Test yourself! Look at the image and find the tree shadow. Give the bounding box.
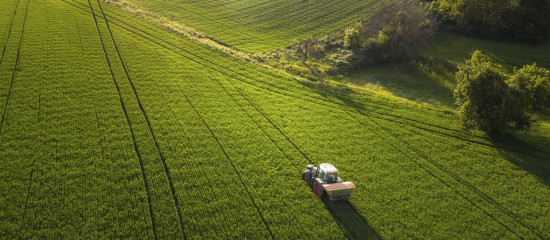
[489,133,550,186]
[344,60,457,108]
[298,80,367,112]
[322,197,381,240]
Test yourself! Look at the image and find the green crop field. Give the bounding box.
[119,0,383,53]
[0,0,548,239]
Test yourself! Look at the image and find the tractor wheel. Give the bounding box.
[313,180,324,198]
[302,170,311,183]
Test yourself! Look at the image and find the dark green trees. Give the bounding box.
[454,51,550,134]
[432,0,550,43]
[343,0,435,63]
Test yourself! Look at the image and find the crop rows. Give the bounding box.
[0,0,548,238]
[96,2,550,237]
[122,0,383,52]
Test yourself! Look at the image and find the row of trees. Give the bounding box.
[430,0,550,43]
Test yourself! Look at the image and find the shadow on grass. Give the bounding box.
[322,197,381,240]
[344,60,456,107]
[298,80,367,111]
[490,133,550,186]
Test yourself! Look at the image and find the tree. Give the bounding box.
[507,63,550,111]
[344,0,435,63]
[343,26,362,50]
[433,0,550,43]
[454,51,534,134]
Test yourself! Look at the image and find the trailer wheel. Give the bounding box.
[313,180,324,198]
[302,170,311,183]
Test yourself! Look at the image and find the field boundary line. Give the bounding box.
[180,91,275,240]
[94,0,187,237]
[86,0,158,238]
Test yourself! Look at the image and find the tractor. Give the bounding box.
[302,163,356,201]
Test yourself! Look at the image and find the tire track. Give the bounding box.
[61,0,501,152]
[86,0,158,238]
[208,76,301,173]
[210,75,382,239]
[350,111,543,239]
[93,0,187,237]
[5,0,31,229]
[0,0,23,66]
[179,90,275,240]
[362,113,546,239]
[62,0,547,236]
[218,77,382,238]
[162,97,224,239]
[0,0,29,134]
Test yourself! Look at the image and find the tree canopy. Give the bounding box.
[432,0,550,43]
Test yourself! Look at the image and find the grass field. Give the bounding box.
[120,0,383,53]
[346,33,550,107]
[0,0,549,239]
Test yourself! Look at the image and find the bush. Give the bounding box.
[345,0,435,63]
[343,26,362,50]
[507,63,550,111]
[454,51,534,133]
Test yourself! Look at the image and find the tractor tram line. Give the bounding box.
[94,0,188,237]
[4,0,31,230]
[209,71,379,238]
[161,95,225,239]
[0,0,24,66]
[352,111,540,238]
[60,0,541,236]
[208,75,302,173]
[179,91,275,240]
[86,0,158,238]
[0,0,30,134]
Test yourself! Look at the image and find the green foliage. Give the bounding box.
[343,26,362,50]
[350,0,435,63]
[507,63,550,110]
[432,0,550,43]
[454,51,548,133]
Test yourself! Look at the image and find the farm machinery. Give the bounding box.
[302,163,356,201]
